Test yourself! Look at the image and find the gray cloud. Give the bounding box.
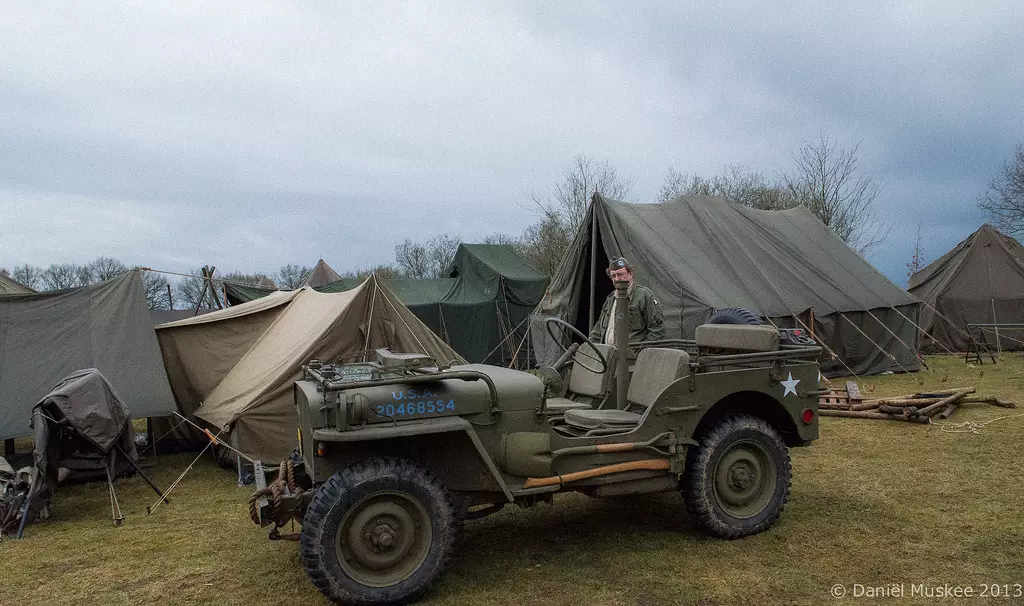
[2,1,1022,287]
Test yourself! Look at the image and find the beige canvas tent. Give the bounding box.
[0,273,34,295]
[301,259,343,288]
[156,276,463,461]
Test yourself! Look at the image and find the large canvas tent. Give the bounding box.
[222,245,549,366]
[0,273,34,295]
[0,271,177,440]
[909,224,1024,351]
[535,194,922,376]
[156,276,463,462]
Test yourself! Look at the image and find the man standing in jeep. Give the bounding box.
[589,257,666,345]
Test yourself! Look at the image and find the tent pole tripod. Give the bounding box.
[113,443,169,504]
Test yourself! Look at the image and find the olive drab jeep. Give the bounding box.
[250,281,825,605]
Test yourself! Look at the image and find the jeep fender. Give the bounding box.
[311,416,513,501]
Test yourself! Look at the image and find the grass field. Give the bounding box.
[2,354,1023,605]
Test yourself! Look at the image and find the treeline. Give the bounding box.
[4,134,910,310]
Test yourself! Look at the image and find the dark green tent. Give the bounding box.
[534,194,922,377]
[909,224,1024,351]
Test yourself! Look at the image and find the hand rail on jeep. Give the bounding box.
[313,369,500,418]
[695,345,822,367]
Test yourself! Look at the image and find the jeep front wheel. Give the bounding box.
[682,415,791,539]
[300,457,459,605]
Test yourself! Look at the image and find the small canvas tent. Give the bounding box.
[156,276,463,462]
[0,273,34,295]
[0,271,177,440]
[908,224,1024,351]
[535,194,922,376]
[302,259,343,288]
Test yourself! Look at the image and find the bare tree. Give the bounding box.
[41,263,81,290]
[784,135,889,254]
[278,264,312,289]
[395,240,432,279]
[12,264,44,290]
[0,267,8,278]
[518,210,573,276]
[533,155,634,236]
[427,234,461,278]
[88,256,128,282]
[141,270,171,310]
[979,143,1024,237]
[659,165,796,210]
[341,264,403,282]
[906,224,926,281]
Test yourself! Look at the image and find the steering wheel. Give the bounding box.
[544,317,608,374]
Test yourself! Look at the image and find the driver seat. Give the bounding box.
[545,343,616,414]
[562,348,690,433]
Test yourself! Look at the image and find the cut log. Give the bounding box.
[819,410,932,424]
[916,389,972,417]
[912,387,976,398]
[959,398,1016,408]
[938,403,959,419]
[850,400,881,411]
[878,405,918,417]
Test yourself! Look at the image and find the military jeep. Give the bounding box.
[252,284,824,605]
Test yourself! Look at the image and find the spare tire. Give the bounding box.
[708,307,764,325]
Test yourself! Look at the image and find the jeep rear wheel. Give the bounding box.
[682,415,791,539]
[300,458,459,605]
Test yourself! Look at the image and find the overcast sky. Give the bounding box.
[2,1,1022,287]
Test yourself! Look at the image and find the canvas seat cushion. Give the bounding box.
[545,397,593,413]
[563,408,643,429]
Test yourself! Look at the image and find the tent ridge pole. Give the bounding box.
[588,195,597,331]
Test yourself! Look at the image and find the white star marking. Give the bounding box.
[781,372,800,397]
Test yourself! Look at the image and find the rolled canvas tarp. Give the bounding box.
[535,194,922,377]
[157,276,463,461]
[909,224,1024,351]
[0,271,176,440]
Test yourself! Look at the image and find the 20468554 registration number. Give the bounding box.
[375,399,456,418]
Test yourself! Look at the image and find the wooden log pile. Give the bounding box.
[817,382,1015,425]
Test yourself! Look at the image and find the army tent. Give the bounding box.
[223,245,550,367]
[0,271,177,440]
[156,276,463,462]
[535,194,922,376]
[0,273,34,295]
[908,224,1024,351]
[302,259,343,288]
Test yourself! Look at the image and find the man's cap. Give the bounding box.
[608,257,631,271]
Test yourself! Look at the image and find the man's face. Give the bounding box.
[609,267,633,283]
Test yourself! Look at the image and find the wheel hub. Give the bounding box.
[713,440,777,520]
[337,492,432,587]
[727,461,757,492]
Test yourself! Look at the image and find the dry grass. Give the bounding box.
[2,354,1023,605]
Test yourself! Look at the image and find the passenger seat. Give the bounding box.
[562,348,690,432]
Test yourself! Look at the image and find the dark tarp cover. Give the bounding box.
[32,369,135,454]
[534,195,921,376]
[908,224,1024,351]
[0,271,177,440]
